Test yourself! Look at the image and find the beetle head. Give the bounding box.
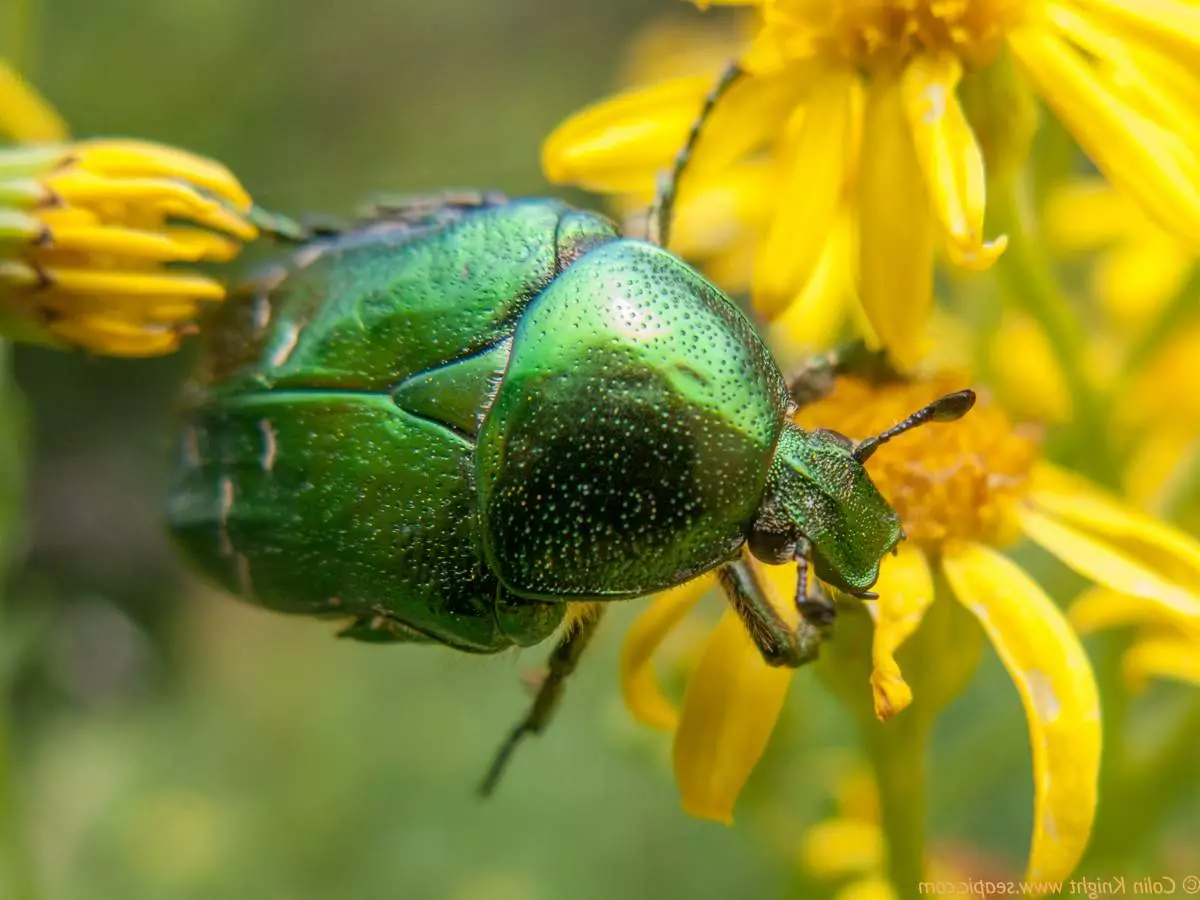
[750,390,975,595]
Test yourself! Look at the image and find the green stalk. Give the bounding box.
[990,175,1117,485]
[867,709,933,900]
[0,340,32,900]
[0,692,34,900]
[816,598,975,900]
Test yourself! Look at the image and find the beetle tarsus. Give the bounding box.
[478,606,604,797]
[788,341,904,409]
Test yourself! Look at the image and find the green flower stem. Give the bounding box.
[0,691,34,900]
[816,600,972,900]
[868,708,933,900]
[0,341,32,900]
[990,175,1116,486]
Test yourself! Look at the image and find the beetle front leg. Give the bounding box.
[794,539,837,629]
[788,340,905,409]
[479,604,604,797]
[717,557,824,668]
[648,62,743,250]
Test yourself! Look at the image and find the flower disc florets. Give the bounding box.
[795,375,1037,548]
[761,0,1030,71]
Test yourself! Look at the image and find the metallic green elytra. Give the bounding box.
[166,193,974,791]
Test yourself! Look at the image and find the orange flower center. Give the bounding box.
[794,375,1037,548]
[767,0,1029,70]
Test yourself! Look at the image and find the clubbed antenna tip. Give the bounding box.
[853,389,976,463]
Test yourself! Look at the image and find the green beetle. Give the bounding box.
[167,192,972,791]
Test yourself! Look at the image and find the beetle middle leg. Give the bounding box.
[479,604,605,796]
[648,62,743,250]
[787,340,905,409]
[718,557,826,667]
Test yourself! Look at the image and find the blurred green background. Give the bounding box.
[0,1,1196,898]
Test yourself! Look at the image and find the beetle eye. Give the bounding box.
[748,527,796,565]
[810,428,855,451]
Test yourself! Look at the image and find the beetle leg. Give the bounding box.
[360,190,509,229]
[787,340,905,409]
[794,541,837,630]
[718,557,823,668]
[478,605,605,797]
[648,62,743,250]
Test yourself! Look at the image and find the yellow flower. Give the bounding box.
[1070,589,1200,690]
[543,0,1200,367]
[0,60,256,357]
[797,762,991,900]
[1045,179,1195,336]
[989,179,1199,506]
[624,374,1200,882]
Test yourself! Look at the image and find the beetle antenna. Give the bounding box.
[852,390,976,463]
[478,606,604,797]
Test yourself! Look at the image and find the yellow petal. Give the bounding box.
[1046,5,1200,153]
[798,817,886,879]
[673,559,796,823]
[1007,26,1200,245]
[1094,232,1192,330]
[867,543,935,721]
[1042,179,1134,253]
[669,159,773,268]
[620,575,714,731]
[901,53,1007,270]
[763,206,856,370]
[681,65,813,181]
[542,76,711,192]
[857,71,936,370]
[1121,428,1197,513]
[48,314,182,357]
[45,170,257,241]
[1069,587,1200,639]
[989,314,1072,424]
[0,60,68,142]
[27,267,226,301]
[38,224,239,262]
[159,227,245,262]
[1064,0,1200,65]
[751,66,854,318]
[943,542,1101,884]
[1119,324,1200,430]
[616,15,745,88]
[74,139,252,211]
[28,205,98,229]
[1020,464,1200,620]
[542,68,805,196]
[1123,632,1200,690]
[834,766,881,823]
[832,876,900,900]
